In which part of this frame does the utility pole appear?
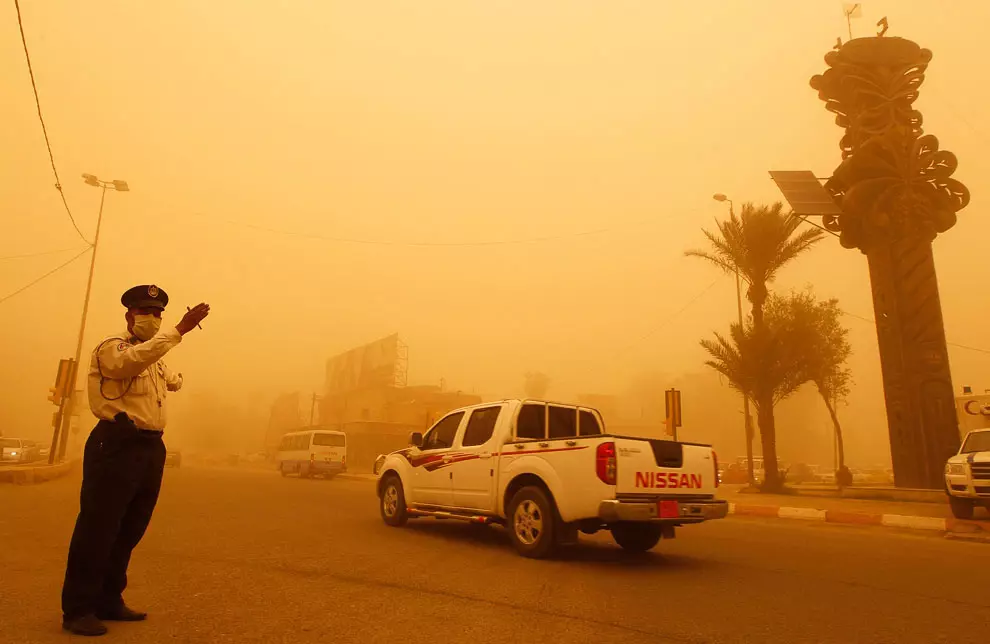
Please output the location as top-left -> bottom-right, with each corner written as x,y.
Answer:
55,175 -> 129,462
309,393 -> 322,427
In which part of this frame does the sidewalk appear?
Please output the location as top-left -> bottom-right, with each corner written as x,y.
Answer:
0,459 -> 78,485
718,486 -> 953,519
717,485 -> 990,540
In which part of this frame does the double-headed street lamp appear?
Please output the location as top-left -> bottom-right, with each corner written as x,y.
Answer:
712,193 -> 756,485
53,174 -> 129,462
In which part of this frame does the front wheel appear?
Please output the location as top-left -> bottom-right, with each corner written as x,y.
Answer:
611,523 -> 663,552
380,475 -> 409,527
507,486 -> 558,559
948,495 -> 975,520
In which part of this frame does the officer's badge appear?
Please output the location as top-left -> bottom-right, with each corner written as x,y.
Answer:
148,285 -> 159,298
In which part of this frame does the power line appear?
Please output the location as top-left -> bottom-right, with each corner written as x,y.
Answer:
615,278 -> 723,355
0,246 -> 88,261
840,309 -> 990,356
188,212 -> 663,247
12,0 -> 91,246
0,247 -> 90,306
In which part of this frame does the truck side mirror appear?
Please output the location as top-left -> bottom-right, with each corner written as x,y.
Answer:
409,432 -> 423,447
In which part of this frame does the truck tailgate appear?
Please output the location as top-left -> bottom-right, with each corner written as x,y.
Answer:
614,438 -> 717,496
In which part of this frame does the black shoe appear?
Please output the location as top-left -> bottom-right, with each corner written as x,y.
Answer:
62,614 -> 108,636
96,604 -> 147,622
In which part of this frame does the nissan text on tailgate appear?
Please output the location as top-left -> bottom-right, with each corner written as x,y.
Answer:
373,399 -> 727,558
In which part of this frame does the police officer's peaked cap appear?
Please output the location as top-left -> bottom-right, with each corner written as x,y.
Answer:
121,284 -> 169,310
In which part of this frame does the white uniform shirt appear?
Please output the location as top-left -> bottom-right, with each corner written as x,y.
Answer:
87,327 -> 184,431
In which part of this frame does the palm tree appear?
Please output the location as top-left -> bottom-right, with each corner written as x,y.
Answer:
687,202 -> 825,490
700,317 -> 809,491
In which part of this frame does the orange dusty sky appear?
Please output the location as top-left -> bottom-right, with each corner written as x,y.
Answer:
2,1 -> 988,464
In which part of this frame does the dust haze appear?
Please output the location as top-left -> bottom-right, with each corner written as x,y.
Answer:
3,0 -> 989,472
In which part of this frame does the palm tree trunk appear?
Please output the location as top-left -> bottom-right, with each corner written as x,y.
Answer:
749,293 -> 781,491
745,410 -> 756,486
756,400 -> 782,491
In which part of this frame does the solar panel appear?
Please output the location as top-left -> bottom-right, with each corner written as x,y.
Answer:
768,170 -> 844,217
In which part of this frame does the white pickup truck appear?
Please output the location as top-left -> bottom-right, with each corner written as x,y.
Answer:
944,428 -> 990,519
372,399 -> 727,558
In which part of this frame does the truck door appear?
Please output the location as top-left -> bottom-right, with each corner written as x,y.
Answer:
448,404 -> 504,512
408,411 -> 464,507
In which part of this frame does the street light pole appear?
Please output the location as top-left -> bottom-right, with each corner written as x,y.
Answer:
713,194 -> 756,486
55,175 -> 128,462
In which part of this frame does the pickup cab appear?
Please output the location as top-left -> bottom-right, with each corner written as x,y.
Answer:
944,428 -> 990,519
372,399 -> 727,558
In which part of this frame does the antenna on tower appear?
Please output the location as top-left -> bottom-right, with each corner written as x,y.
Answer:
842,3 -> 862,41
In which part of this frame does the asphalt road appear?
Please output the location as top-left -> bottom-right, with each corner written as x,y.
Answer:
2,466 -> 988,644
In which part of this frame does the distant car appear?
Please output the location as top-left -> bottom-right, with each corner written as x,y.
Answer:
165,450 -> 182,468
787,463 -> 818,484
1,438 -> 42,464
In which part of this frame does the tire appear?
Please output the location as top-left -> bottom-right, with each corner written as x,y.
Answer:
611,523 -> 663,553
948,495 -> 975,520
279,462 -> 288,477
299,463 -> 311,479
507,486 -> 558,559
380,475 -> 409,527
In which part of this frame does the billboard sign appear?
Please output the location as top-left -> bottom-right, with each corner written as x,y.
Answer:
326,334 -> 400,393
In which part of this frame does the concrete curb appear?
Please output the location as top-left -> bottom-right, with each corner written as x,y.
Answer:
729,502 -> 990,540
0,459 -> 78,485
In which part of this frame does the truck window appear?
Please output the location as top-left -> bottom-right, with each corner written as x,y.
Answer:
463,407 -> 501,447
516,403 -> 546,440
962,431 -> 990,453
548,406 -> 577,439
579,410 -> 602,436
423,412 -> 464,450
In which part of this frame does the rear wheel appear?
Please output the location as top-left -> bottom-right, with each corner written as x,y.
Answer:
279,463 -> 288,477
948,495 -> 975,520
611,523 -> 663,552
380,475 -> 409,527
507,486 -> 558,559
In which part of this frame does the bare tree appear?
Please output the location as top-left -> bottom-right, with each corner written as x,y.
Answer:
766,290 -> 854,486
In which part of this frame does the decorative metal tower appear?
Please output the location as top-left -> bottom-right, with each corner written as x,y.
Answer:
810,30 -> 970,488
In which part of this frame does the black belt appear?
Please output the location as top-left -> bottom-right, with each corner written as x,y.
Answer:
109,413 -> 164,437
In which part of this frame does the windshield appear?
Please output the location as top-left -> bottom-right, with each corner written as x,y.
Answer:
312,433 -> 345,447
0,439 -> 19,448
962,431 -> 990,454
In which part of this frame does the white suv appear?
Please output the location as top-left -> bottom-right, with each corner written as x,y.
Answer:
944,428 -> 990,519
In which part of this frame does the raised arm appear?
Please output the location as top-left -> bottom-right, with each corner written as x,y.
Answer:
96,329 -> 183,380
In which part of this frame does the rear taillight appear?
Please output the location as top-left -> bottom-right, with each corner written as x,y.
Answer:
713,450 -> 720,488
596,442 -> 617,485
310,453 -> 315,463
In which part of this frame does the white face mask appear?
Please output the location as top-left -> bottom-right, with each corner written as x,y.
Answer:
131,314 -> 162,341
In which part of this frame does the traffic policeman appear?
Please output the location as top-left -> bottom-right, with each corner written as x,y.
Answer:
61,285 -> 209,636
